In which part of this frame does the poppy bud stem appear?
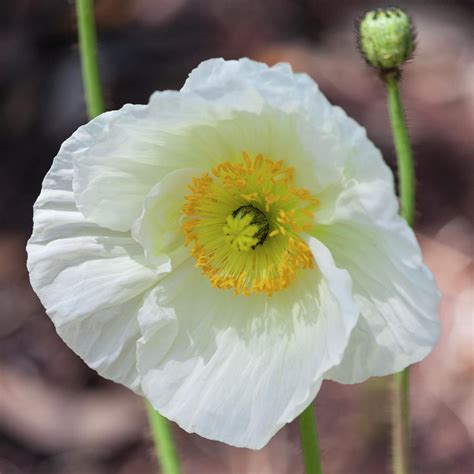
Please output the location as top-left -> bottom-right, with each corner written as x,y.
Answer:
386,71 -> 414,474
357,7 -> 416,473
385,73 -> 415,226
381,21 -> 416,474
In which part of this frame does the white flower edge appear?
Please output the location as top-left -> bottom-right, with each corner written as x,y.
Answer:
319,215 -> 441,383
312,106 -> 441,382
26,111 -> 167,392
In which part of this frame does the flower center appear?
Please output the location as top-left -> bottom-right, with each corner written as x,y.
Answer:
182,152 -> 319,296
223,205 -> 269,251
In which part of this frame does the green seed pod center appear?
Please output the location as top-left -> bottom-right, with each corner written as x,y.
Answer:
223,205 -> 269,251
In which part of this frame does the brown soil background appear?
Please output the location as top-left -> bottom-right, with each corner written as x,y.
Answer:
1,1 -> 473,473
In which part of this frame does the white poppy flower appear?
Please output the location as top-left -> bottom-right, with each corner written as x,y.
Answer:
27,58 -> 440,449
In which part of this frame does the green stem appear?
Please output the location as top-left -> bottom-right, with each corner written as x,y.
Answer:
76,0 -> 105,118
385,73 -> 414,474
392,369 -> 410,474
147,402 -> 181,474
75,2 -> 180,473
385,74 -> 415,226
298,403 -> 323,474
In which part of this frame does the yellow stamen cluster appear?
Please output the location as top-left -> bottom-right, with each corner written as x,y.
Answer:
182,152 -> 319,296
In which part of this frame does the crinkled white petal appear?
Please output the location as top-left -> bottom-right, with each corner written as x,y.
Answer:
136,237 -> 358,449
304,104 -> 441,382
182,58 -> 333,124
73,92 -> 222,232
182,58 -> 350,189
27,116 -> 164,391
318,217 -> 440,383
315,104 -> 398,225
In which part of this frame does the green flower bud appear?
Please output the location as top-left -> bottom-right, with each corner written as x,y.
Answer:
357,7 -> 415,72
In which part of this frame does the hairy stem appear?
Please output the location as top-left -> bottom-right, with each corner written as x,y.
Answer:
385,73 -> 414,474
385,74 -> 415,226
298,403 -> 323,474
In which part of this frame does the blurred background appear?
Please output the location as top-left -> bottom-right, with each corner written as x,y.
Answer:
0,0 -> 473,473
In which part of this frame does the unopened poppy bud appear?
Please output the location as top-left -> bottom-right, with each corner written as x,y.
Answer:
357,7 -> 415,73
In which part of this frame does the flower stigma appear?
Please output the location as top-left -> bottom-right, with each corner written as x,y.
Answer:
223,205 -> 269,251
182,152 -> 319,296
